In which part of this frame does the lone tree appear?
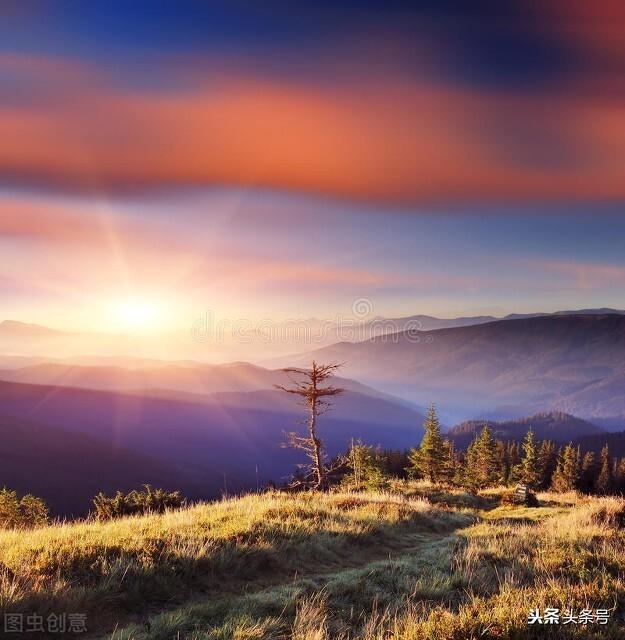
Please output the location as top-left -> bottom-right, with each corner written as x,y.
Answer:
276,361 -> 344,490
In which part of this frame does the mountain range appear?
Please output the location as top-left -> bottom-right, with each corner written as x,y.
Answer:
0,359 -> 401,400
279,314 -> 625,426
355,307 -> 625,337
2,310 -> 625,513
0,320 -> 67,337
4,307 -> 625,362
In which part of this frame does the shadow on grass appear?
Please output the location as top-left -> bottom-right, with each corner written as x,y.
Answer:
113,535 -> 470,640
1,506 -> 475,637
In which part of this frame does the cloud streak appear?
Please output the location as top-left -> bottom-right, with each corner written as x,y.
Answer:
1,1 -> 625,205
540,259 -> 625,290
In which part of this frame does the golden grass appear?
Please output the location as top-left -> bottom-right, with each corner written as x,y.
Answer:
260,497 -> 625,640
0,490 -> 469,636
1,488 -> 624,639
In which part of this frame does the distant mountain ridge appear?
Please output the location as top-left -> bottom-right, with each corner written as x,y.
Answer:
503,308 -> 625,321
3,307 -> 624,344
0,360 -> 413,407
448,411 -> 603,449
0,320 -> 67,337
284,314 -> 625,424
359,308 -> 625,336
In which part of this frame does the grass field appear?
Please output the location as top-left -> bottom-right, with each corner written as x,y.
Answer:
0,483 -> 623,639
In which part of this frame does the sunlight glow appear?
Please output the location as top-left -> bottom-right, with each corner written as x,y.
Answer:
110,298 -> 165,333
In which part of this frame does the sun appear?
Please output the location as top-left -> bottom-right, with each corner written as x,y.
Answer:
110,298 -> 164,333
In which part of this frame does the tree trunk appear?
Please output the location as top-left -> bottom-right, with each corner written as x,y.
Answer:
309,398 -> 326,490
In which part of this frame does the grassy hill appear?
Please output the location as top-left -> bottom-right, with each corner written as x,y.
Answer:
1,484 -> 624,639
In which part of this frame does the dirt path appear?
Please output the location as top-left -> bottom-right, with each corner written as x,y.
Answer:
101,524 -> 469,640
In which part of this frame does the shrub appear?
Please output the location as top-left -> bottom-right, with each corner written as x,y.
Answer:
18,493 -> 50,526
92,485 -> 185,520
342,443 -> 389,491
0,488 -> 49,528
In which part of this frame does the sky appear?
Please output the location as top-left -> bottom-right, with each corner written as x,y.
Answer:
1,1 -> 625,336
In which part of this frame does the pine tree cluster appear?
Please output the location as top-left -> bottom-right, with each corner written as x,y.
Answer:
374,404 -> 625,496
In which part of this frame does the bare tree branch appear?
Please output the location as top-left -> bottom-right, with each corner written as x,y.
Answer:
275,361 -> 345,490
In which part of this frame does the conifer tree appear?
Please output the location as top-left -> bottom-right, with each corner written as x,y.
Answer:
537,439 -> 558,489
441,439 -> 457,483
551,443 -> 580,492
344,442 -> 388,490
595,444 -> 613,495
463,425 -> 498,490
517,429 -> 540,490
495,440 -> 510,484
579,451 -> 597,493
615,457 -> 625,493
0,489 -> 22,528
462,438 -> 479,490
407,403 -> 447,482
18,494 -> 49,527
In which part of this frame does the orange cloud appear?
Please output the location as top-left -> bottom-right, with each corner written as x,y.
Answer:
1,52 -> 625,203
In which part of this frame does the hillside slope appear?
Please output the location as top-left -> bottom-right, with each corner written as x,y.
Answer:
1,486 -> 623,638
0,379 -> 424,511
0,415 -> 202,516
